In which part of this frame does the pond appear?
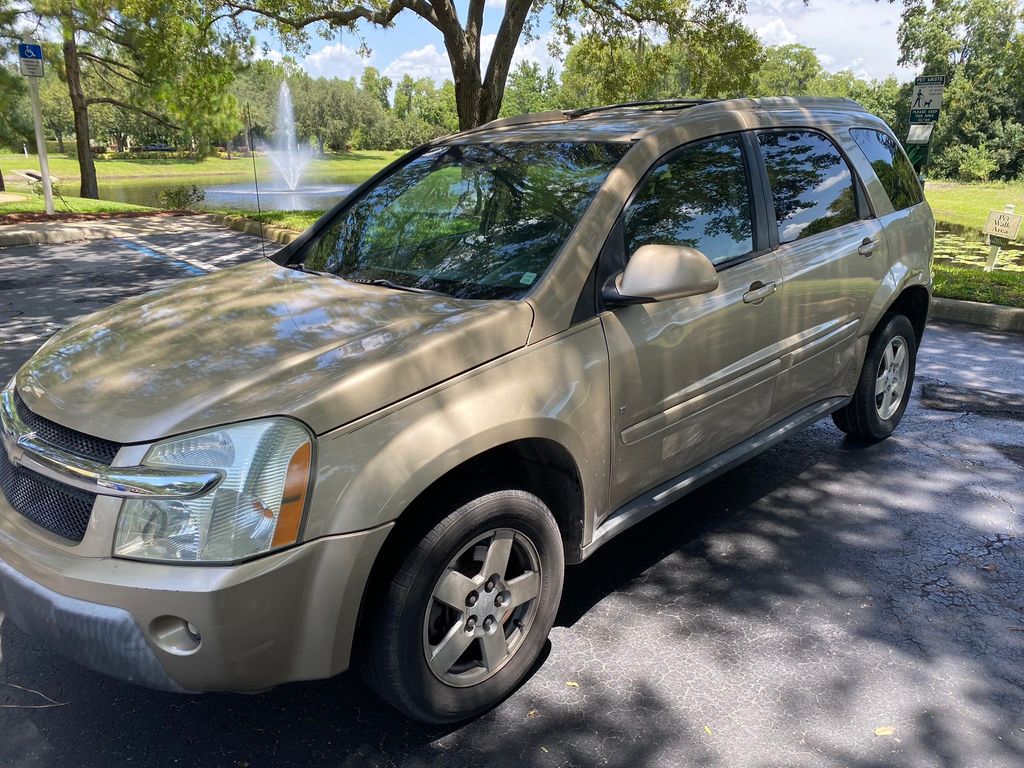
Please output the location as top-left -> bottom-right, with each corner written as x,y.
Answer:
94,174 -> 362,211
935,226 -> 1024,271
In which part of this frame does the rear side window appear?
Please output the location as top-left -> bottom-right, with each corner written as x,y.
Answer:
850,128 -> 923,210
757,130 -> 858,243
624,134 -> 754,266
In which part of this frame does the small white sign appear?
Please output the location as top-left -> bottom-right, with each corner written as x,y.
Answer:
18,43 -> 44,78
907,124 -> 934,145
983,210 -> 1022,240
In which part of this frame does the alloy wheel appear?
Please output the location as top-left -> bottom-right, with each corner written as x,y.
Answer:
422,528 -> 542,687
875,335 -> 909,420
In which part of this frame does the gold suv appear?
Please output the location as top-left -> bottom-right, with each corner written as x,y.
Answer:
0,98 -> 933,722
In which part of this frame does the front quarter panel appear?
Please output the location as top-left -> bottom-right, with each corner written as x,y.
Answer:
303,319 -> 612,546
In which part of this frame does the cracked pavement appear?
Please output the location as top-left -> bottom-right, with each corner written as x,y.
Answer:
1,232 -> 1022,767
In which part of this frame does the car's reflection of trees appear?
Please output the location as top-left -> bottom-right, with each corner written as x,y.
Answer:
759,131 -> 857,241
625,137 -> 753,257
305,142 -> 627,299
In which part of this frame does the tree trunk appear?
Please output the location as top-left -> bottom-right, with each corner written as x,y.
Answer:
62,26 -> 99,199
56,131 -> 65,154
0,168 -> 5,193
225,138 -> 232,159
439,0 -> 533,129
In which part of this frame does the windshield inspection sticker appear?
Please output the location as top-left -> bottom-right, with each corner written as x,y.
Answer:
520,272 -> 537,285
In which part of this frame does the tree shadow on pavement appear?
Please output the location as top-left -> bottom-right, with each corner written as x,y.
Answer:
1,314 -> 1022,767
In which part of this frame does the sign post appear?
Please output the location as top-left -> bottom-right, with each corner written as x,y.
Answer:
982,204 -> 1022,272
18,41 -> 54,215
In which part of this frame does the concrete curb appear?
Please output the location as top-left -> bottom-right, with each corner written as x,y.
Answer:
201,213 -> 301,245
0,213 -> 192,247
931,297 -> 1024,333
0,223 -> 119,246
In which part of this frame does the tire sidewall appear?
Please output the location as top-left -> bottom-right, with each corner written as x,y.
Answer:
385,491 -> 563,723
865,314 -> 917,436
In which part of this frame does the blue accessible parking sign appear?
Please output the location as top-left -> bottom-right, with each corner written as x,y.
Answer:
18,43 -> 44,77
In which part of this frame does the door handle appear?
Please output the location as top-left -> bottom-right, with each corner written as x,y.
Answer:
858,237 -> 878,256
743,280 -> 779,305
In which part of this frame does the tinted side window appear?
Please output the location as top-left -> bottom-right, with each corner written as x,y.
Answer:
850,128 -> 923,210
624,135 -> 754,266
758,130 -> 858,243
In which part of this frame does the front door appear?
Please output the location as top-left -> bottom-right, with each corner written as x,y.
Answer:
603,133 -> 783,511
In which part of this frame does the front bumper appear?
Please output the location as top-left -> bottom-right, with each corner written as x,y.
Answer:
0,506 -> 392,692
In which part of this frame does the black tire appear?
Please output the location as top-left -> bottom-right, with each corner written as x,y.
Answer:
362,490 -> 564,723
832,313 -> 917,440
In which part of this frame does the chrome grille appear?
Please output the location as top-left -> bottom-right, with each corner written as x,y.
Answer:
0,450 -> 96,543
14,391 -> 120,464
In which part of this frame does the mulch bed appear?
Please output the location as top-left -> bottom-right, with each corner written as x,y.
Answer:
0,210 -> 188,226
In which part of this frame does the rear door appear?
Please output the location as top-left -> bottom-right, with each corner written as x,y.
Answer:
602,133 -> 783,509
756,128 -> 887,418
848,126 -> 932,277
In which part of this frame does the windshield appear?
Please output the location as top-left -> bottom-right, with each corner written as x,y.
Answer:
299,141 -> 629,300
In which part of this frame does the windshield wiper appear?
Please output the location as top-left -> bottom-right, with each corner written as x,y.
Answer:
293,266 -> 442,296
345,277 -> 443,295
291,263 -> 338,279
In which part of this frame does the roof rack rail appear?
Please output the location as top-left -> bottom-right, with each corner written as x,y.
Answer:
564,99 -> 714,118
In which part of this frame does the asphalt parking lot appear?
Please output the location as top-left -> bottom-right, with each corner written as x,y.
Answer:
1,225 -> 1022,768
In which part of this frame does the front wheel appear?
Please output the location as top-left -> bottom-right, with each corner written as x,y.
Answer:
832,313 -> 917,440
362,490 -> 564,723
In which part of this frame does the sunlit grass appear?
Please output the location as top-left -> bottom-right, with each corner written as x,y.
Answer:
208,208 -> 325,232
0,149 -> 403,183
925,180 -> 1024,232
933,262 -> 1024,308
0,195 -> 155,216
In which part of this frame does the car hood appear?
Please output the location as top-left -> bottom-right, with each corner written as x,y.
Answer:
15,260 -> 534,444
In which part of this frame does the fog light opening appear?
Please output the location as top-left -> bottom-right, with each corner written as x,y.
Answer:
150,615 -> 202,655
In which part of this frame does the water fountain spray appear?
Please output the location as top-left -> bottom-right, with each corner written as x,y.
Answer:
269,82 -> 312,191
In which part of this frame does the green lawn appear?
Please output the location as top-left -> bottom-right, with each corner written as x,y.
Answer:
933,262 -> 1024,308
925,180 -> 1024,231
209,208 -> 325,232
1,149 -> 402,183
0,195 -> 155,216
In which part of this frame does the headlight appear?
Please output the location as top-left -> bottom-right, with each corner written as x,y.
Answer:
114,418 -> 314,563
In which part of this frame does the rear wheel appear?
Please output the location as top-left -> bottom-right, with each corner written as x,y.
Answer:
832,313 -> 917,440
362,490 -> 564,723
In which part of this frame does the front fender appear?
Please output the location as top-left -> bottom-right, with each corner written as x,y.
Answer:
302,319 -> 611,544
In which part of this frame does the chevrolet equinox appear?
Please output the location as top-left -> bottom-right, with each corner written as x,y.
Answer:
0,97 -> 933,722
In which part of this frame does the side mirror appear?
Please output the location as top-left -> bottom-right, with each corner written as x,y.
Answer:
604,244 -> 719,305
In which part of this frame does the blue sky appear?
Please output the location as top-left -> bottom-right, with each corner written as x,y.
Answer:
255,0 -> 918,85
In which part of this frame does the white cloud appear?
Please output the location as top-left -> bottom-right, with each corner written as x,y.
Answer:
756,19 -> 796,46
382,43 -> 452,82
480,29 -> 563,77
745,0 -> 916,80
304,42 -> 367,79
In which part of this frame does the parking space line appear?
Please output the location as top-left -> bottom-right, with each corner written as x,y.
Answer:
112,238 -> 218,274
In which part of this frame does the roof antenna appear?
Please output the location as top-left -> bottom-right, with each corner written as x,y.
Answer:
245,103 -> 268,261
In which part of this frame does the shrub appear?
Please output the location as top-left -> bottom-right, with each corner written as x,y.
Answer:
158,184 -> 206,210
935,144 -> 999,183
101,150 -> 210,161
29,178 -> 61,198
